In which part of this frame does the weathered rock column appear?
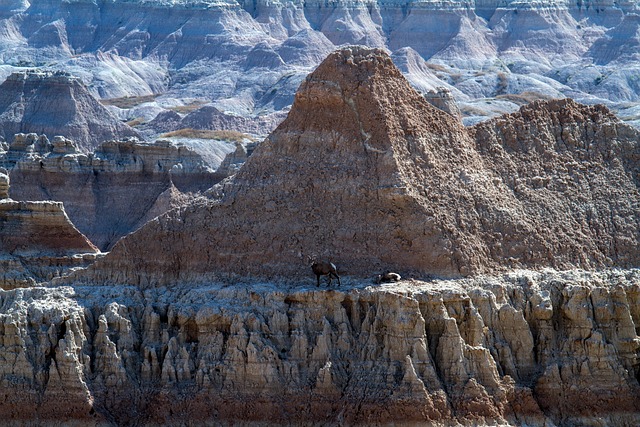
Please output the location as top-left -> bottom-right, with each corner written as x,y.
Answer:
0,170 -> 9,199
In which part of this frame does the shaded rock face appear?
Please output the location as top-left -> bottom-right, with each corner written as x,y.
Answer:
3,270 -> 640,425
0,71 -> 139,152
74,47 -> 640,286
2,136 -> 221,250
0,171 -> 99,288
214,141 -> 257,179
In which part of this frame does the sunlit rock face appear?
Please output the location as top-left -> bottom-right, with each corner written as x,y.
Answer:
1,0 -> 640,130
1,270 -> 640,425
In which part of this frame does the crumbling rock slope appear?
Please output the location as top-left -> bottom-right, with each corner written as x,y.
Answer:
2,135 -> 220,250
74,47 -> 640,286
3,270 -> 640,425
0,71 -> 139,152
472,98 -> 640,270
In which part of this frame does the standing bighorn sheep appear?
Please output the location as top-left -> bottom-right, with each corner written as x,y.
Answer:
308,257 -> 340,287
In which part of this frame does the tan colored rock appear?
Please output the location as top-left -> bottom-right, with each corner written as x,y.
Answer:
3,270 -> 640,424
0,200 -> 97,256
0,189 -> 99,288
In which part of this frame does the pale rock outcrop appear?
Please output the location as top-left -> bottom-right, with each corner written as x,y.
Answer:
2,270 -> 640,425
0,170 -> 8,199
422,86 -> 462,119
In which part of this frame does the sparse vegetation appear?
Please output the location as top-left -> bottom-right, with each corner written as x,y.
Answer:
125,117 -> 146,127
460,105 -> 490,117
101,94 -> 159,109
160,128 -> 254,142
496,91 -> 555,105
169,100 -> 207,114
426,62 -> 448,72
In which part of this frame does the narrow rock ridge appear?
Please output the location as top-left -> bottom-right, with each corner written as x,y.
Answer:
68,47 -> 640,286
0,71 -> 139,152
3,269 -> 640,425
1,135 -> 221,250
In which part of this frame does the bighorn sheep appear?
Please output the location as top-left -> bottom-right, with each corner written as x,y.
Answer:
375,271 -> 401,284
308,257 -> 341,287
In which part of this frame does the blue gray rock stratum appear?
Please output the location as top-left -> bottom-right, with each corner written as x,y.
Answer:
1,0 -> 640,130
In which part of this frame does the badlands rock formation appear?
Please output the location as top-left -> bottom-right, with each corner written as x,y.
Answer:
0,170 -> 98,288
1,134 -> 219,250
0,71 -> 139,152
72,47 -> 640,287
2,270 -> 640,425
2,0 -> 640,131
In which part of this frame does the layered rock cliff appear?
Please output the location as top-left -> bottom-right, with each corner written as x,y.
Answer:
72,47 -> 640,286
0,71 -> 139,152
0,171 -> 99,289
2,270 -> 640,425
1,134 -> 220,250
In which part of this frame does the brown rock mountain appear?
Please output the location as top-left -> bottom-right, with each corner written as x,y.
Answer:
72,47 -> 640,286
472,98 -> 640,270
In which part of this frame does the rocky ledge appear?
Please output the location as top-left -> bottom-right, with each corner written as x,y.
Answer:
1,269 -> 640,425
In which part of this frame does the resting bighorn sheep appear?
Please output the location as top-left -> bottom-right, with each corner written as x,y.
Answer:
375,271 -> 401,284
308,257 -> 341,287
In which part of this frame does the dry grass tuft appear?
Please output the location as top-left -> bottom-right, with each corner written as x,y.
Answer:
169,101 -> 207,114
460,105 -> 490,117
126,117 -> 146,127
426,63 -> 448,72
160,128 -> 253,142
101,94 -> 159,109
496,91 -> 555,105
